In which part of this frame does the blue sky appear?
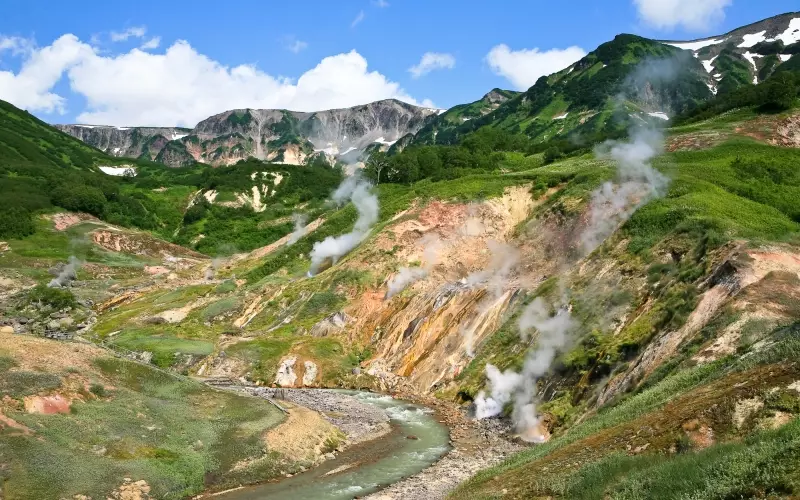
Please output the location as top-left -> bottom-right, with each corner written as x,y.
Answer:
0,0 -> 796,126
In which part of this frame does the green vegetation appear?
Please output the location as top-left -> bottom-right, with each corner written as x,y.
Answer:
27,284 -> 77,310
0,357 -> 287,499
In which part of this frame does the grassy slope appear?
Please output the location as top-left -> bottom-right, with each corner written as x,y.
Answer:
412,35 -> 712,147
447,110 -> 800,497
0,347 -> 286,500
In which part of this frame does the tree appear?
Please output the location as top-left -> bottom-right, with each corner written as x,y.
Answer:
0,207 -> 35,239
364,151 -> 389,184
543,146 -> 562,165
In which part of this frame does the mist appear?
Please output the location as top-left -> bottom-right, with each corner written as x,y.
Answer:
472,57 -> 678,442
385,234 -> 442,299
48,256 -> 81,288
287,213 -> 308,246
309,178 -> 379,276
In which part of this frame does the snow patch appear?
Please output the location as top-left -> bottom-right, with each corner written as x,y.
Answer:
75,124 -> 98,129
738,30 -> 767,48
98,165 -> 136,177
664,38 -> 726,51
701,55 -> 718,74
648,112 -> 669,121
112,147 -> 121,154
374,136 -> 398,146
171,133 -> 188,141
706,83 -> 718,95
437,109 -> 447,115
340,146 -> 357,156
553,112 -> 569,120
780,54 -> 793,62
742,52 -> 763,84
771,18 -> 800,46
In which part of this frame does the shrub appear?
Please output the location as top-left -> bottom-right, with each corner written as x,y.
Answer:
27,284 -> 77,310
0,207 -> 36,239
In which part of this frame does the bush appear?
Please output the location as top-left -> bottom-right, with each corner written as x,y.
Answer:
0,207 -> 36,239
27,285 -> 77,310
50,184 -> 107,216
543,147 -> 562,165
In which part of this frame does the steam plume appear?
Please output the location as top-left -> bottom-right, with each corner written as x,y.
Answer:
582,127 -> 668,254
474,89 -> 672,442
384,234 -> 442,299
48,256 -> 81,288
308,178 -> 379,276
461,240 -> 521,355
288,213 -> 308,246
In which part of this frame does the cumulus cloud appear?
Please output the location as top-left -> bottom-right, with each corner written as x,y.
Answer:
110,26 -> 147,42
0,34 -> 430,126
140,37 -> 161,50
409,52 -> 456,79
633,0 -> 731,31
486,44 -> 586,90
0,34 -> 93,114
351,10 -> 365,28
0,36 -> 33,56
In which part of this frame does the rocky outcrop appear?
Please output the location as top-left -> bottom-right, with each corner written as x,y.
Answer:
53,125 -> 190,160
56,99 -> 439,168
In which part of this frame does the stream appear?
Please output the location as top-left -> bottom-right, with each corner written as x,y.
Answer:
216,390 -> 451,500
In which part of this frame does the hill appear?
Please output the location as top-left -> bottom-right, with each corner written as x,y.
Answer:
407,12 -> 800,149
2,10 -> 800,500
55,99 -> 441,168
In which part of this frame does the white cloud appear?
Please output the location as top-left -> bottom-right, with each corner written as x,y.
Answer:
409,52 -> 455,78
351,10 -> 365,28
285,38 -> 308,54
0,34 -> 93,113
373,0 -> 390,7
0,34 -> 430,126
0,36 -> 34,56
633,0 -> 732,31
110,26 -> 147,42
486,44 -> 586,90
140,37 -> 160,50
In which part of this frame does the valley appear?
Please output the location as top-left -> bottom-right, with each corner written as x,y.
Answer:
1,9 -> 800,500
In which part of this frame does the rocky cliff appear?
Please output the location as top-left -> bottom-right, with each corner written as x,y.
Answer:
55,99 -> 440,167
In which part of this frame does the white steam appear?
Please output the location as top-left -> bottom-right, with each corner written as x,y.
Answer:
308,178 -> 379,276
474,125 -> 669,442
48,256 -> 81,288
462,240 -> 521,355
385,234 -> 442,299
582,127 -> 668,254
288,213 -> 308,246
474,364 -> 522,419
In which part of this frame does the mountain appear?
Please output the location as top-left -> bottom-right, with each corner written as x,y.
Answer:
3,11 -> 800,500
56,99 -> 441,167
408,12 -> 800,148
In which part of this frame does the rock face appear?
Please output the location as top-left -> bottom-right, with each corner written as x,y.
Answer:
55,99 -> 439,168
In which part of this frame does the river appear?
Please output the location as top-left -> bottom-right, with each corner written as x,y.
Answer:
216,390 -> 451,500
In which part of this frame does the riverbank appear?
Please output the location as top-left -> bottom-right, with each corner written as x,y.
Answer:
210,388 -> 451,500
234,387 -> 393,447
214,385 -> 523,500
365,392 -> 525,500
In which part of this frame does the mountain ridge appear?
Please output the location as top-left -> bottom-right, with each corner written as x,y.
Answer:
55,98 -> 442,168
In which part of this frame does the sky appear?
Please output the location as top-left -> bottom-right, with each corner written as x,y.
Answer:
0,0 -> 796,127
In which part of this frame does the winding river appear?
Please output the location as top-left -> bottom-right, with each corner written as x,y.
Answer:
217,391 -> 451,499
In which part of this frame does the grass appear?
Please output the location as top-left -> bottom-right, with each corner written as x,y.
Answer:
0,357 -> 287,500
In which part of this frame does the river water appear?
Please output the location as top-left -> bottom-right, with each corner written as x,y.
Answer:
217,390 -> 451,499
